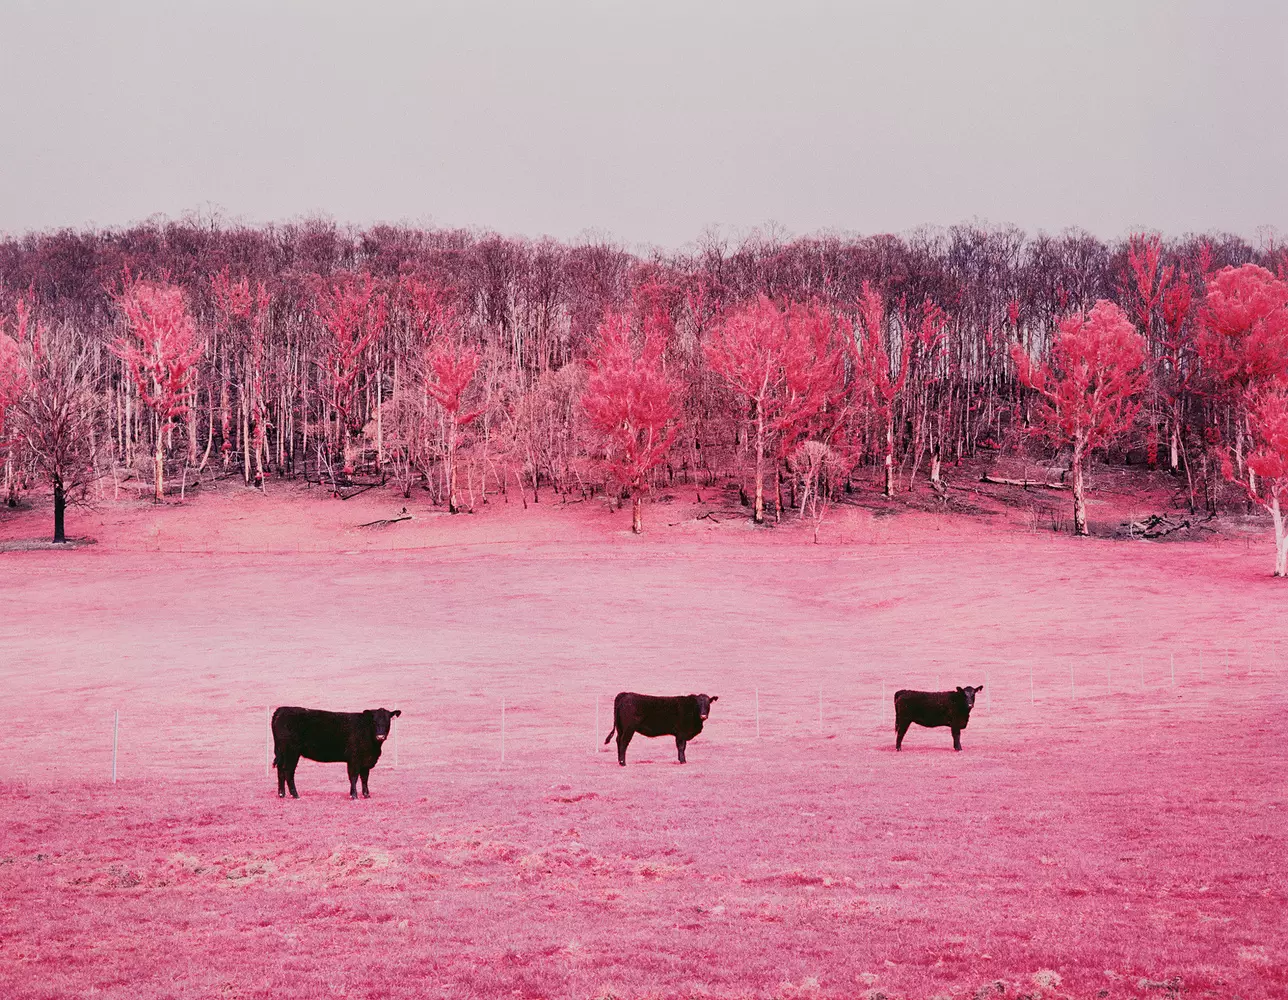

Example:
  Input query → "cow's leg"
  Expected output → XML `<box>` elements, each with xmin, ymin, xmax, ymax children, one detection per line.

<box><xmin>360</xmin><ymin>769</ymin><xmax>371</xmax><ymax>798</ymax></box>
<box><xmin>676</xmin><ymin>737</ymin><xmax>687</xmax><ymax>764</ymax></box>
<box><xmin>277</xmin><ymin>755</ymin><xmax>287</xmax><ymax>798</ymax></box>
<box><xmin>952</xmin><ymin>727</ymin><xmax>962</xmax><ymax>751</ymax></box>
<box><xmin>895</xmin><ymin>718</ymin><xmax>911</xmax><ymax>750</ymax></box>
<box><xmin>616</xmin><ymin>729</ymin><xmax>633</xmax><ymax>766</ymax></box>
<box><xmin>347</xmin><ymin>762</ymin><xmax>360</xmax><ymax>799</ymax></box>
<box><xmin>283</xmin><ymin>755</ymin><xmax>300</xmax><ymax>798</ymax></box>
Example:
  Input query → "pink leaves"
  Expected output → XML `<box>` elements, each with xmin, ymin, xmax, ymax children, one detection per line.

<box><xmin>1126</xmin><ymin>234</ymin><xmax>1173</xmax><ymax>334</ymax></box>
<box><xmin>0</xmin><ymin>319</ymin><xmax>30</xmax><ymax>443</ymax></box>
<box><xmin>426</xmin><ymin>343</ymin><xmax>482</xmax><ymax>426</ymax></box>
<box><xmin>0</xmin><ymin>299</ymin><xmax>37</xmax><ymax>441</ymax></box>
<box><xmin>1198</xmin><ymin>264</ymin><xmax>1288</xmax><ymax>393</ymax></box>
<box><xmin>850</xmin><ymin>281</ymin><xmax>907</xmax><ymax>407</ymax></box>
<box><xmin>1012</xmin><ymin>299</ymin><xmax>1148</xmax><ymax>451</ymax></box>
<box><xmin>705</xmin><ymin>294</ymin><xmax>786</xmax><ymax>403</ymax></box>
<box><xmin>110</xmin><ymin>277</ymin><xmax>202</xmax><ymax>420</ymax></box>
<box><xmin>582</xmin><ymin>307</ymin><xmax>683</xmax><ymax>496</ymax></box>
<box><xmin>706</xmin><ymin>294</ymin><xmax>843</xmax><ymax>435</ymax></box>
<box><xmin>315</xmin><ymin>273</ymin><xmax>387</xmax><ymax>432</ymax></box>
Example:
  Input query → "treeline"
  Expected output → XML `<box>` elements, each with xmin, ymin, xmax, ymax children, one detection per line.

<box><xmin>0</xmin><ymin>218</ymin><xmax>1281</xmax><ymax>536</ymax></box>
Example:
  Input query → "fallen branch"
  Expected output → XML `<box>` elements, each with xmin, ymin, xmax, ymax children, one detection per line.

<box><xmin>336</xmin><ymin>482</ymin><xmax>380</xmax><ymax>501</ymax></box>
<box><xmin>359</xmin><ymin>507</ymin><xmax>411</xmax><ymax>528</ymax></box>
<box><xmin>669</xmin><ymin>511</ymin><xmax>722</xmax><ymax>527</ymax></box>
<box><xmin>980</xmin><ymin>475</ymin><xmax>1069</xmax><ymax>490</ymax></box>
<box><xmin>1125</xmin><ymin>512</ymin><xmax>1215</xmax><ymax>539</ymax></box>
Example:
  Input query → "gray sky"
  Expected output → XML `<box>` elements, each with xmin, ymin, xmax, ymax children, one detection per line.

<box><xmin>1</xmin><ymin>1</ymin><xmax>1285</xmax><ymax>249</ymax></box>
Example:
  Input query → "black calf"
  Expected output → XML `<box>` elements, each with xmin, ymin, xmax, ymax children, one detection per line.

<box><xmin>894</xmin><ymin>686</ymin><xmax>981</xmax><ymax>751</ymax></box>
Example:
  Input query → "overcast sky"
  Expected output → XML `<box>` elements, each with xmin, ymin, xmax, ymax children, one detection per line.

<box><xmin>1</xmin><ymin>1</ymin><xmax>1285</xmax><ymax>249</ymax></box>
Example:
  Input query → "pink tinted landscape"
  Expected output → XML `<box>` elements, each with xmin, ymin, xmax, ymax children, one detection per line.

<box><xmin>1</xmin><ymin>481</ymin><xmax>1285</xmax><ymax>1000</ymax></box>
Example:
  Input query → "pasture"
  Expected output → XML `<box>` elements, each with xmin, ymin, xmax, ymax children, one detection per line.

<box><xmin>1</xmin><ymin>492</ymin><xmax>1285</xmax><ymax>999</ymax></box>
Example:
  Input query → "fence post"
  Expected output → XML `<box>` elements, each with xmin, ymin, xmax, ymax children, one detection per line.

<box><xmin>1029</xmin><ymin>665</ymin><xmax>1034</xmax><ymax>706</ymax></box>
<box><xmin>266</xmin><ymin>706</ymin><xmax>272</xmax><ymax>774</ymax></box>
<box><xmin>755</xmin><ymin>689</ymin><xmax>760</xmax><ymax>739</ymax></box>
<box><xmin>1170</xmin><ymin>652</ymin><xmax>1175</xmax><ymax>689</ymax></box>
<box><xmin>1070</xmin><ymin>665</ymin><xmax>1074</xmax><ymax>699</ymax></box>
<box><xmin>501</xmin><ymin>698</ymin><xmax>506</xmax><ymax>763</ymax></box>
<box><xmin>595</xmin><ymin>694</ymin><xmax>600</xmax><ymax>753</ymax></box>
<box><xmin>393</xmin><ymin>712</ymin><xmax>399</xmax><ymax>769</ymax></box>
<box><xmin>112</xmin><ymin>710</ymin><xmax>119</xmax><ymax>784</ymax></box>
<box><xmin>818</xmin><ymin>685</ymin><xmax>823</xmax><ymax>733</ymax></box>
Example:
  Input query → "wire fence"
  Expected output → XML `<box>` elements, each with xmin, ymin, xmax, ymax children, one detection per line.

<box><xmin>4</xmin><ymin>645</ymin><xmax>1281</xmax><ymax>786</ymax></box>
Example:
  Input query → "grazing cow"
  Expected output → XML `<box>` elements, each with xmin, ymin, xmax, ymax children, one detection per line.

<box><xmin>894</xmin><ymin>686</ymin><xmax>982</xmax><ymax>751</ymax></box>
<box><xmin>604</xmin><ymin>692</ymin><xmax>717</xmax><ymax>766</ymax></box>
<box><xmin>272</xmin><ymin>706</ymin><xmax>401</xmax><ymax>799</ymax></box>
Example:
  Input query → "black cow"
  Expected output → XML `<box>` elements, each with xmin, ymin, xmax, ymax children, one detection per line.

<box><xmin>272</xmin><ymin>706</ymin><xmax>401</xmax><ymax>799</ymax></box>
<box><xmin>894</xmin><ymin>686</ymin><xmax>982</xmax><ymax>751</ymax></box>
<box><xmin>604</xmin><ymin>692</ymin><xmax>717</xmax><ymax>766</ymax></box>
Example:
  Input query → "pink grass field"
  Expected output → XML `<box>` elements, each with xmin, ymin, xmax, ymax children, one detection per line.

<box><xmin>1</xmin><ymin>483</ymin><xmax>1286</xmax><ymax>999</ymax></box>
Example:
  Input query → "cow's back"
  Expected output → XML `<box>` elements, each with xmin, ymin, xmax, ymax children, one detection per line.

<box><xmin>893</xmin><ymin>690</ymin><xmax>968</xmax><ymax>728</ymax></box>
<box><xmin>618</xmin><ymin>693</ymin><xmax>699</xmax><ymax>738</ymax></box>
<box><xmin>273</xmin><ymin>707</ymin><xmax>361</xmax><ymax>763</ymax></box>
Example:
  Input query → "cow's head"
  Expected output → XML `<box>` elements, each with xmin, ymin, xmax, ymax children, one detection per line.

<box><xmin>956</xmin><ymin>686</ymin><xmax>982</xmax><ymax>710</ymax></box>
<box><xmin>367</xmin><ymin>708</ymin><xmax>402</xmax><ymax>742</ymax></box>
<box><xmin>695</xmin><ymin>694</ymin><xmax>718</xmax><ymax>721</ymax></box>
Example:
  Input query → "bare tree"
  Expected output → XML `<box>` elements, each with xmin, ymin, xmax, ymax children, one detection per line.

<box><xmin>12</xmin><ymin>327</ymin><xmax>103</xmax><ymax>542</ymax></box>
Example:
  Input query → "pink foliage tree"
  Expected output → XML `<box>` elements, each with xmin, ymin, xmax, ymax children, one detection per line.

<box><xmin>1243</xmin><ymin>389</ymin><xmax>1288</xmax><ymax>575</ymax></box>
<box><xmin>1158</xmin><ymin>269</ymin><xmax>1195</xmax><ymax>475</ymax></box>
<box><xmin>583</xmin><ymin>305</ymin><xmax>683</xmax><ymax>533</ymax></box>
<box><xmin>211</xmin><ymin>269</ymin><xmax>271</xmax><ymax>485</ymax></box>
<box><xmin>774</xmin><ymin>302</ymin><xmax>846</xmax><ymax>516</ymax></box>
<box><xmin>705</xmin><ymin>296</ymin><xmax>783</xmax><ymax>523</ymax></box>
<box><xmin>426</xmin><ymin>335</ymin><xmax>482</xmax><ymax>514</ymax></box>
<box><xmin>1198</xmin><ymin>264</ymin><xmax>1288</xmax><ymax>574</ymax></box>
<box><xmin>110</xmin><ymin>278</ymin><xmax>203</xmax><ymax>502</ymax></box>
<box><xmin>707</xmin><ymin>295</ymin><xmax>844</xmax><ymax>523</ymax></box>
<box><xmin>0</xmin><ymin>300</ymin><xmax>31</xmax><ymax>443</ymax></box>
<box><xmin>1012</xmin><ymin>300</ymin><xmax>1149</xmax><ymax>536</ymax></box>
<box><xmin>0</xmin><ymin>300</ymin><xmax>34</xmax><ymax>506</ymax></box>
<box><xmin>849</xmin><ymin>282</ymin><xmax>908</xmax><ymax>498</ymax></box>
<box><xmin>315</xmin><ymin>273</ymin><xmax>387</xmax><ymax>476</ymax></box>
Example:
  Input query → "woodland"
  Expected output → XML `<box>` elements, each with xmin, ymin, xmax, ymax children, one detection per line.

<box><xmin>2</xmin><ymin>219</ymin><xmax>1287</xmax><ymax>568</ymax></box>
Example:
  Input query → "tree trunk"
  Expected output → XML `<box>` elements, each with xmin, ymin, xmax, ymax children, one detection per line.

<box><xmin>155</xmin><ymin>423</ymin><xmax>165</xmax><ymax>502</ymax></box>
<box><xmin>753</xmin><ymin>400</ymin><xmax>765</xmax><ymax>524</ymax></box>
<box><xmin>884</xmin><ymin>410</ymin><xmax>895</xmax><ymax>497</ymax></box>
<box><xmin>1071</xmin><ymin>439</ymin><xmax>1088</xmax><ymax>536</ymax></box>
<box><xmin>446</xmin><ymin>415</ymin><xmax>459</xmax><ymax>513</ymax></box>
<box><xmin>243</xmin><ymin>391</ymin><xmax>252</xmax><ymax>485</ymax></box>
<box><xmin>53</xmin><ymin>476</ymin><xmax>66</xmax><ymax>543</ymax></box>
<box><xmin>1272</xmin><ymin>491</ymin><xmax>1288</xmax><ymax>577</ymax></box>
<box><xmin>632</xmin><ymin>494</ymin><xmax>642</xmax><ymax>534</ymax></box>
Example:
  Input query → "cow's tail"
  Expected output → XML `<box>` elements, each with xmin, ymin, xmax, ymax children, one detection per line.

<box><xmin>603</xmin><ymin>724</ymin><xmax>616</xmax><ymax>745</ymax></box>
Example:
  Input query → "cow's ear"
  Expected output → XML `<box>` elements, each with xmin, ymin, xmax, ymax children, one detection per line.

<box><xmin>956</xmin><ymin>686</ymin><xmax>964</xmax><ymax>694</ymax></box>
<box><xmin>975</xmin><ymin>685</ymin><xmax>983</xmax><ymax>693</ymax></box>
<box><xmin>392</xmin><ymin>710</ymin><xmax>401</xmax><ymax>718</ymax></box>
<box><xmin>709</xmin><ymin>695</ymin><xmax>718</xmax><ymax>703</ymax></box>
